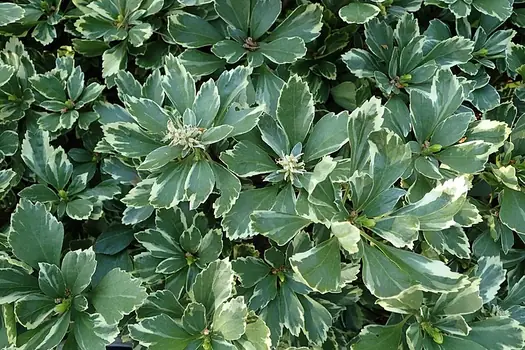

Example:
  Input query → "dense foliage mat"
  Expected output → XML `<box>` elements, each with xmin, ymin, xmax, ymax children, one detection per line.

<box><xmin>1</xmin><ymin>0</ymin><xmax>525</xmax><ymax>349</ymax></box>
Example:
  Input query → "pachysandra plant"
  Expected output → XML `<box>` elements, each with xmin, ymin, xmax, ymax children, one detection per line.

<box><xmin>0</xmin><ymin>38</ymin><xmax>35</xmax><ymax>125</ymax></box>
<box><xmin>0</xmin><ymin>0</ymin><xmax>64</xmax><ymax>45</ymax></box>
<box><xmin>129</xmin><ymin>259</ymin><xmax>272</xmax><ymax>349</ymax></box>
<box><xmin>0</xmin><ymin>199</ymin><xmax>146</xmax><ymax>349</ymax></box>
<box><xmin>220</xmin><ymin>74</ymin><xmax>348</xmax><ymax>239</ymax></box>
<box><xmin>75</xmin><ymin>0</ymin><xmax>163</xmax><ymax>78</ymax></box>
<box><xmin>103</xmin><ymin>54</ymin><xmax>262</xmax><ymax>216</ymax></box>
<box><xmin>20</xmin><ymin>127</ymin><xmax>120</xmax><ymax>220</ymax></box>
<box><xmin>167</xmin><ymin>1</ymin><xmax>323</xmax><ymax>68</ymax></box>
<box><xmin>2</xmin><ymin>0</ymin><xmax>525</xmax><ymax>349</ymax></box>
<box><xmin>134</xmin><ymin>206</ymin><xmax>223</xmax><ymax>298</ymax></box>
<box><xmin>232</xmin><ymin>237</ymin><xmax>340</xmax><ymax>347</ymax></box>
<box><xmin>343</xmin><ymin>13</ymin><xmax>474</xmax><ymax>95</ymax></box>
<box><xmin>30</xmin><ymin>56</ymin><xmax>104</xmax><ymax>132</ymax></box>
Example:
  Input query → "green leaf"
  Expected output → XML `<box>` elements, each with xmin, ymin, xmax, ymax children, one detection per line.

<box><xmin>447</xmin><ymin>317</ymin><xmax>525</xmax><ymax>349</ymax></box>
<box><xmin>128</xmin><ymin>23</ymin><xmax>153</xmax><ymax>47</ymax></box>
<box><xmin>61</xmin><ymin>249</ymin><xmax>97</xmax><ymax>296</ymax></box>
<box><xmin>222</xmin><ymin>105</ymin><xmax>264</xmax><ymax>137</ymax></box>
<box><xmin>138</xmin><ymin>146</ymin><xmax>182</xmax><ymax>172</ymax></box>
<box><xmin>276</xmin><ymin>75</ymin><xmax>315</xmax><ymax>147</ymax></box>
<box><xmin>303</xmin><ymin>112</ymin><xmax>349</xmax><ymax>162</ymax></box>
<box><xmin>213</xmin><ymin>296</ymin><xmax>248</xmax><ymax>340</ymax></box>
<box><xmin>163</xmin><ymin>54</ymin><xmax>196</xmax><ymax>116</ymax></box>
<box><xmin>361</xmin><ymin>241</ymin><xmax>467</xmax><ymax>299</ymax></box>
<box><xmin>21</xmin><ymin>127</ymin><xmax>72</xmax><ymax>189</ymax></box>
<box><xmin>16</xmin><ymin>311</ymin><xmax>70</xmax><ymax>350</ymax></box>
<box><xmin>0</xmin><ymin>268</ymin><xmax>39</xmax><ymax>304</ymax></box>
<box><xmin>258</xmin><ymin>113</ymin><xmax>290</xmax><ymax>157</ymax></box>
<box><xmin>185</xmin><ymin>160</ymin><xmax>215</xmax><ymax>210</ymax></box>
<box><xmin>90</xmin><ymin>268</ymin><xmax>147</xmax><ymax>324</ymax></box>
<box><xmin>182</xmin><ymin>303</ymin><xmax>207</xmax><ymax>335</ymax></box>
<box><xmin>38</xmin><ymin>263</ymin><xmax>65</xmax><ymax>298</ymax></box>
<box><xmin>290</xmin><ymin>237</ymin><xmax>341</xmax><ymax>293</ymax></box>
<box><xmin>215</xmin><ymin>0</ymin><xmax>250</xmax><ymax>34</ymax></box>
<box><xmin>103</xmin><ymin>122</ymin><xmax>162</xmax><ymax>158</ymax></box>
<box><xmin>436</xmin><ymin>141</ymin><xmax>492</xmax><ymax>174</ymax></box>
<box><xmin>235</xmin><ymin>313</ymin><xmax>272</xmax><ymax>349</ymax></box>
<box><xmin>250</xmin><ymin>0</ymin><xmax>281</xmax><ymax>40</ymax></box>
<box><xmin>73</xmin><ymin>312</ymin><xmax>119</xmax><ymax>350</ymax></box>
<box><xmin>149</xmin><ymin>161</ymin><xmax>192</xmax><ymax>208</ymax></box>
<box><xmin>266</xmin><ymin>3</ymin><xmax>323</xmax><ymax>43</ymax></box>
<box><xmin>167</xmin><ymin>12</ymin><xmax>223</xmax><ymax>48</ymax></box>
<box><xmin>339</xmin><ymin>3</ymin><xmax>380</xmax><ymax>24</ymax></box>
<box><xmin>475</xmin><ymin>256</ymin><xmax>506</xmax><ymax>304</ymax></box>
<box><xmin>14</xmin><ymin>294</ymin><xmax>56</xmax><ymax>330</ymax></box>
<box><xmin>232</xmin><ymin>257</ymin><xmax>270</xmax><ymax>288</ymax></box>
<box><xmin>424</xmin><ymin>226</ymin><xmax>470</xmax><ymax>259</ymax></box>
<box><xmin>125</xmin><ymin>97</ymin><xmax>169</xmax><ymax>134</ymax></box>
<box><xmin>30</xmin><ymin>75</ymin><xmax>65</xmax><ymax>101</ymax></box>
<box><xmin>371</xmin><ymin>216</ymin><xmax>420</xmax><ymax>249</ymax></box>
<box><xmin>348</xmin><ymin>97</ymin><xmax>384</xmax><ymax>174</ymax></box>
<box><xmin>342</xmin><ymin>49</ymin><xmax>380</xmax><ymax>78</ymax></box>
<box><xmin>136</xmin><ymin>290</ymin><xmax>184</xmax><ymax>320</ymax></box>
<box><xmin>196</xmin><ymin>229</ymin><xmax>221</xmax><ymax>266</ymax></box>
<box><xmin>189</xmin><ymin>259</ymin><xmax>234</xmax><ymax>317</ymax></box>
<box><xmin>216</xmin><ymin>65</ymin><xmax>251</xmax><ymax>120</ymax></box>
<box><xmin>18</xmin><ymin>184</ymin><xmax>58</xmax><ymax>203</ymax></box>
<box><xmin>352</xmin><ymin>321</ymin><xmax>405</xmax><ymax>350</ymax></box>
<box><xmin>200</xmin><ymin>125</ymin><xmax>234</xmax><ymax>145</ymax></box>
<box><xmin>259</xmin><ymin>37</ymin><xmax>307</xmax><ymax>64</ymax></box>
<box><xmin>255</xmin><ymin>65</ymin><xmax>285</xmax><ymax>117</ymax></box>
<box><xmin>179</xmin><ymin>50</ymin><xmax>225</xmax><ymax>79</ymax></box>
<box><xmin>221</xmin><ymin>141</ymin><xmax>279</xmax><ymax>177</ymax></box>
<box><xmin>394</xmin><ymin>177</ymin><xmax>469</xmax><ymax>231</ymax></box>
<box><xmin>94</xmin><ymin>225</ymin><xmax>136</xmax><ymax>255</ymax></box>
<box><xmin>67</xmin><ymin>66</ymin><xmax>84</xmax><ymax>102</ymax></box>
<box><xmin>192</xmin><ymin>79</ymin><xmax>220</xmax><ymax>129</ymax></box>
<box><xmin>222</xmin><ymin>186</ymin><xmax>279</xmax><ymax>239</ymax></box>
<box><xmin>102</xmin><ymin>42</ymin><xmax>127</xmax><ymax>78</ymax></box>
<box><xmin>431</xmin><ymin>112</ymin><xmax>473</xmax><ymax>148</ymax></box>
<box><xmin>180</xmin><ymin>227</ymin><xmax>201</xmax><ymax>255</ymax></box>
<box><xmin>66</xmin><ymin>199</ymin><xmax>94</xmax><ymax>220</ymax></box>
<box><xmin>364</xmin><ymin>128</ymin><xmax>412</xmax><ymax>206</ymax></box>
<box><xmin>9</xmin><ymin>199</ymin><xmax>63</xmax><ymax>269</ymax></box>
<box><xmin>465</xmin><ymin>119</ymin><xmax>511</xmax><ymax>153</ymax></box>
<box><xmin>410</xmin><ymin>69</ymin><xmax>466</xmax><ymax>143</ymax></box>
<box><xmin>129</xmin><ymin>314</ymin><xmax>194</xmax><ymax>350</ymax></box>
<box><xmin>0</xmin><ymin>3</ymin><xmax>24</xmax><ymax>26</ymax></box>
<box><xmin>77</xmin><ymin>83</ymin><xmax>104</xmax><ymax>107</ymax></box>
<box><xmin>433</xmin><ymin>279</ymin><xmax>483</xmax><ymax>316</ymax></box>
<box><xmin>0</xmin><ymin>130</ymin><xmax>18</xmax><ymax>157</ymax></box>
<box><xmin>0</xmin><ymin>63</ymin><xmax>15</xmax><ymax>88</ymax></box>
<box><xmin>298</xmin><ymin>294</ymin><xmax>332</xmax><ymax>345</ymax></box>
<box><xmin>210</xmin><ymin>163</ymin><xmax>241</xmax><ymax>218</ymax></box>
<box><xmin>422</xmin><ymin>36</ymin><xmax>474</xmax><ymax>68</ymax></box>
<box><xmin>278</xmin><ymin>283</ymin><xmax>304</xmax><ymax>336</ymax></box>
<box><xmin>472</xmin><ymin>0</ymin><xmax>513</xmax><ymax>21</ymax></box>
<box><xmin>251</xmin><ymin>211</ymin><xmax>311</xmax><ymax>246</ymax></box>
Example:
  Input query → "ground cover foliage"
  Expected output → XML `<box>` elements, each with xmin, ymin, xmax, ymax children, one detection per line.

<box><xmin>1</xmin><ymin>0</ymin><xmax>525</xmax><ymax>349</ymax></box>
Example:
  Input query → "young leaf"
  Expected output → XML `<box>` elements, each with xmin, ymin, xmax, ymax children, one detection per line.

<box><xmin>276</xmin><ymin>75</ymin><xmax>315</xmax><ymax>147</ymax></box>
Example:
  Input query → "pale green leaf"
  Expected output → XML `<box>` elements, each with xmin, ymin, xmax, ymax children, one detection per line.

<box><xmin>9</xmin><ymin>199</ymin><xmax>63</xmax><ymax>269</ymax></box>
<box><xmin>90</xmin><ymin>268</ymin><xmax>147</xmax><ymax>324</ymax></box>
